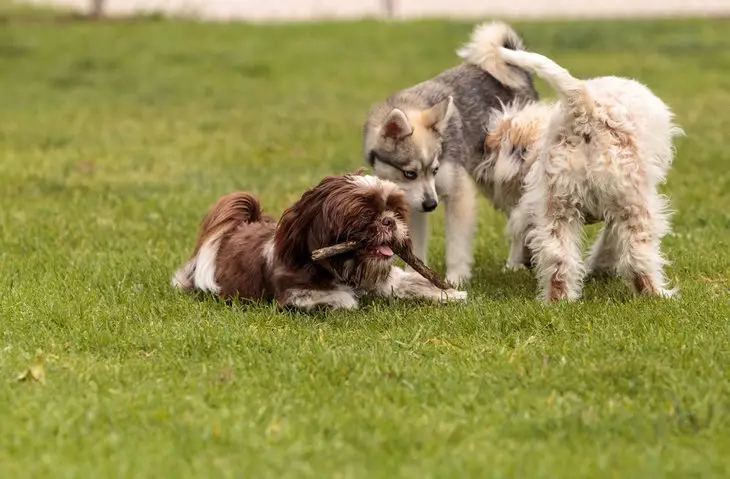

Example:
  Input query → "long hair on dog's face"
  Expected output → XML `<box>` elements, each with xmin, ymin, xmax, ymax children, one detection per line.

<box><xmin>473</xmin><ymin>102</ymin><xmax>551</xmax><ymax>213</ymax></box>
<box><xmin>275</xmin><ymin>173</ymin><xmax>410</xmax><ymax>287</ymax></box>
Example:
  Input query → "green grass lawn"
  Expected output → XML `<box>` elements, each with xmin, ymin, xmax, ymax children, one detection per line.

<box><xmin>1</xmin><ymin>12</ymin><xmax>729</xmax><ymax>478</ymax></box>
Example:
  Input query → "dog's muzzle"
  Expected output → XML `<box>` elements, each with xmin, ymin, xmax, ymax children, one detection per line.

<box><xmin>421</xmin><ymin>197</ymin><xmax>438</xmax><ymax>212</ymax></box>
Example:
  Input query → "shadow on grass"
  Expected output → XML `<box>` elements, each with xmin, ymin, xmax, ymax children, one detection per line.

<box><xmin>178</xmin><ymin>286</ymin><xmax>475</xmax><ymax>325</ymax></box>
<box><xmin>470</xmin><ymin>254</ymin><xmax>653</xmax><ymax>304</ymax></box>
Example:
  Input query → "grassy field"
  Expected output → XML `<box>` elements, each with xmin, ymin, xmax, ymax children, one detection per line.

<box><xmin>1</xmin><ymin>10</ymin><xmax>729</xmax><ymax>478</ymax></box>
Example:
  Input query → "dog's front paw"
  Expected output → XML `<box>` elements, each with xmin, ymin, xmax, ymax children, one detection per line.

<box><xmin>331</xmin><ymin>295</ymin><xmax>360</xmax><ymax>310</ymax></box>
<box><xmin>440</xmin><ymin>289</ymin><xmax>468</xmax><ymax>304</ymax></box>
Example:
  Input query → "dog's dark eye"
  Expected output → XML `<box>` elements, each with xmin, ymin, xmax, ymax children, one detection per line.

<box><xmin>402</xmin><ymin>170</ymin><xmax>418</xmax><ymax>180</ymax></box>
<box><xmin>432</xmin><ymin>167</ymin><xmax>439</xmax><ymax>176</ymax></box>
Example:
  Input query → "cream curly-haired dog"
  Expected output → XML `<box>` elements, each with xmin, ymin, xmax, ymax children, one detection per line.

<box><xmin>473</xmin><ymin>45</ymin><xmax>683</xmax><ymax>302</ymax></box>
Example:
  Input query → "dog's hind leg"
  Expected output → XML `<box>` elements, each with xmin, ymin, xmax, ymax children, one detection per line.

<box><xmin>528</xmin><ymin>189</ymin><xmax>585</xmax><ymax>302</ymax></box>
<box><xmin>443</xmin><ymin>168</ymin><xmax>477</xmax><ymax>285</ymax></box>
<box><xmin>610</xmin><ymin>193</ymin><xmax>675</xmax><ymax>298</ymax></box>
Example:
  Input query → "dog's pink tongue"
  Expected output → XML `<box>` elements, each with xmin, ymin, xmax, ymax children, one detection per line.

<box><xmin>377</xmin><ymin>245</ymin><xmax>394</xmax><ymax>257</ymax></box>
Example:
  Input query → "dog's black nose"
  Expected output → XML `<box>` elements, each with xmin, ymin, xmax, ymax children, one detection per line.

<box><xmin>421</xmin><ymin>198</ymin><xmax>438</xmax><ymax>212</ymax></box>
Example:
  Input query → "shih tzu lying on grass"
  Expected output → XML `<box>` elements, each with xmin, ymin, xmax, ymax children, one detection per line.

<box><xmin>473</xmin><ymin>44</ymin><xmax>682</xmax><ymax>302</ymax></box>
<box><xmin>172</xmin><ymin>173</ymin><xmax>466</xmax><ymax>311</ymax></box>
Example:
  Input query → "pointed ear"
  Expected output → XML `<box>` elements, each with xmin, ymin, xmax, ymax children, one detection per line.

<box><xmin>381</xmin><ymin>108</ymin><xmax>413</xmax><ymax>140</ymax></box>
<box><xmin>423</xmin><ymin>96</ymin><xmax>455</xmax><ymax>134</ymax></box>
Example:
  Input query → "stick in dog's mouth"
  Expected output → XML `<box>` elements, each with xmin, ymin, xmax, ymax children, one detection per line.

<box><xmin>310</xmin><ymin>241</ymin><xmax>453</xmax><ymax>290</ymax></box>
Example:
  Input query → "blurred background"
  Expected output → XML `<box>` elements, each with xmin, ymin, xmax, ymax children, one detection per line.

<box><xmin>18</xmin><ymin>0</ymin><xmax>730</xmax><ymax>21</ymax></box>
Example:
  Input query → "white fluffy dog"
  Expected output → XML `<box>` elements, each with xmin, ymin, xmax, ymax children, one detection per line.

<box><xmin>478</xmin><ymin>46</ymin><xmax>683</xmax><ymax>302</ymax></box>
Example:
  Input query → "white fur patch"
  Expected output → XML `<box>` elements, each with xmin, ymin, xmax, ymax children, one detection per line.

<box><xmin>421</xmin><ymin>146</ymin><xmax>430</xmax><ymax>162</ymax></box>
<box><xmin>349</xmin><ymin>174</ymin><xmax>381</xmax><ymax>189</ymax></box>
<box><xmin>171</xmin><ymin>260</ymin><xmax>194</xmax><ymax>291</ymax></box>
<box><xmin>379</xmin><ymin>179</ymin><xmax>402</xmax><ymax>200</ymax></box>
<box><xmin>193</xmin><ymin>238</ymin><xmax>221</xmax><ymax>294</ymax></box>
<box><xmin>498</xmin><ymin>47</ymin><xmax>582</xmax><ymax>95</ymax></box>
<box><xmin>262</xmin><ymin>238</ymin><xmax>275</xmax><ymax>269</ymax></box>
<box><xmin>349</xmin><ymin>174</ymin><xmax>402</xmax><ymax>203</ymax></box>
<box><xmin>493</xmin><ymin>151</ymin><xmax>521</xmax><ymax>185</ymax></box>
<box><xmin>286</xmin><ymin>286</ymin><xmax>358</xmax><ymax>311</ymax></box>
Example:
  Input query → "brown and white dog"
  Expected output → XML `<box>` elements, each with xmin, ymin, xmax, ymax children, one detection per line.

<box><xmin>172</xmin><ymin>173</ymin><xmax>467</xmax><ymax>311</ymax></box>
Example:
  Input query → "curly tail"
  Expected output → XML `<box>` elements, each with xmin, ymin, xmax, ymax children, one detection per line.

<box><xmin>497</xmin><ymin>47</ymin><xmax>585</xmax><ymax>107</ymax></box>
<box><xmin>456</xmin><ymin>21</ymin><xmax>530</xmax><ymax>90</ymax></box>
<box><xmin>172</xmin><ymin>192</ymin><xmax>263</xmax><ymax>293</ymax></box>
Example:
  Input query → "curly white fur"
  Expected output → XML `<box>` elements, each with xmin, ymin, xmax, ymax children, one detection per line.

<box><xmin>484</xmin><ymin>47</ymin><xmax>683</xmax><ymax>302</ymax></box>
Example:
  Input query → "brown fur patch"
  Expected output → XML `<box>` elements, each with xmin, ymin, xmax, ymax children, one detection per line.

<box><xmin>195</xmin><ymin>192</ymin><xmax>263</xmax><ymax>251</ymax></box>
<box><xmin>633</xmin><ymin>274</ymin><xmax>659</xmax><ymax>295</ymax></box>
<box><xmin>548</xmin><ymin>274</ymin><xmax>567</xmax><ymax>302</ymax></box>
<box><xmin>486</xmin><ymin>118</ymin><xmax>512</xmax><ymax>150</ymax></box>
<box><xmin>507</xmin><ymin>120</ymin><xmax>542</xmax><ymax>150</ymax></box>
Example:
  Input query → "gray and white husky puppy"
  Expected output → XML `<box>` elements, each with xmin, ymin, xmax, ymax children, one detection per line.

<box><xmin>363</xmin><ymin>21</ymin><xmax>537</xmax><ymax>284</ymax></box>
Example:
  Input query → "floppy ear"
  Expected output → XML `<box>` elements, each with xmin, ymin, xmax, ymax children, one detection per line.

<box><xmin>275</xmin><ymin>175</ymin><xmax>355</xmax><ymax>267</ymax></box>
<box><xmin>381</xmin><ymin>108</ymin><xmax>413</xmax><ymax>140</ymax></box>
<box><xmin>423</xmin><ymin>96</ymin><xmax>455</xmax><ymax>135</ymax></box>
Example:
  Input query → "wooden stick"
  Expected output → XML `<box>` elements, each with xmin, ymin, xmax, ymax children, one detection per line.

<box><xmin>311</xmin><ymin>241</ymin><xmax>453</xmax><ymax>290</ymax></box>
<box><xmin>310</xmin><ymin>241</ymin><xmax>358</xmax><ymax>261</ymax></box>
<box><xmin>393</xmin><ymin>244</ymin><xmax>453</xmax><ymax>290</ymax></box>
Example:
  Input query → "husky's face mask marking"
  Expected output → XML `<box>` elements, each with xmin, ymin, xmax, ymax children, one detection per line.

<box><xmin>366</xmin><ymin>97</ymin><xmax>453</xmax><ymax>212</ymax></box>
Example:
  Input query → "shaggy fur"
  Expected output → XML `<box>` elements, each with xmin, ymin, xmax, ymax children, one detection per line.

<box><xmin>476</xmin><ymin>46</ymin><xmax>682</xmax><ymax>302</ymax></box>
<box><xmin>363</xmin><ymin>21</ymin><xmax>538</xmax><ymax>285</ymax></box>
<box><xmin>172</xmin><ymin>174</ymin><xmax>467</xmax><ymax>311</ymax></box>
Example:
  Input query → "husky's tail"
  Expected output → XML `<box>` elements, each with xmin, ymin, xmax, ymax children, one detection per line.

<box><xmin>172</xmin><ymin>192</ymin><xmax>263</xmax><ymax>293</ymax></box>
<box><xmin>457</xmin><ymin>21</ymin><xmax>531</xmax><ymax>90</ymax></box>
<box><xmin>497</xmin><ymin>47</ymin><xmax>586</xmax><ymax>109</ymax></box>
